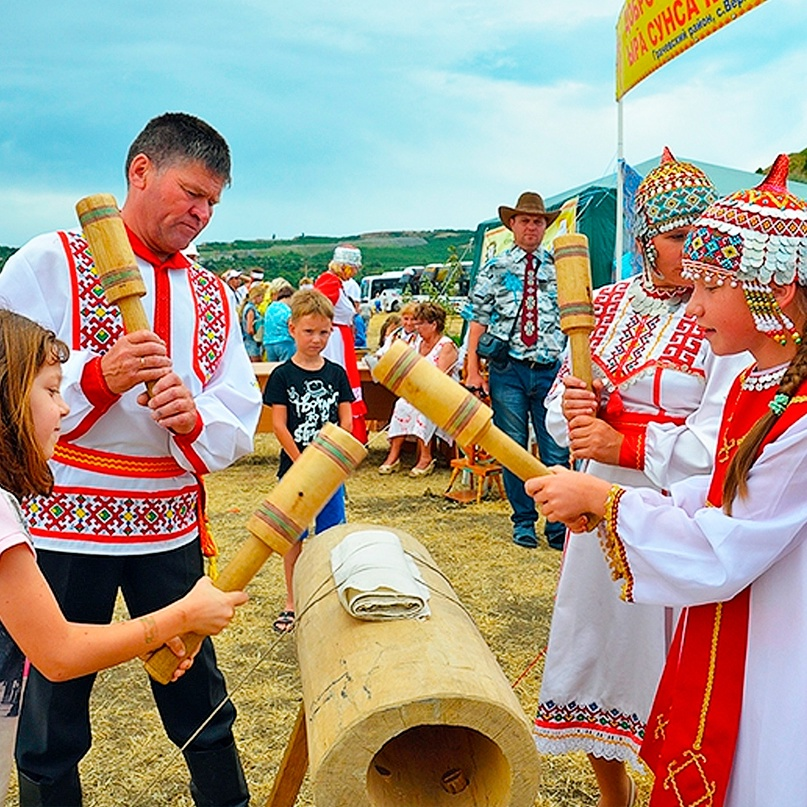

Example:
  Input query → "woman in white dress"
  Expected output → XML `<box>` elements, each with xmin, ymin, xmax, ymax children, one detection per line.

<box><xmin>534</xmin><ymin>150</ymin><xmax>748</xmax><ymax>807</ymax></box>
<box><xmin>379</xmin><ymin>301</ymin><xmax>458</xmax><ymax>477</ymax></box>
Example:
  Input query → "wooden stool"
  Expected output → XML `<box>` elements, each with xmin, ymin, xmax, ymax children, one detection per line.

<box><xmin>444</xmin><ymin>444</ymin><xmax>505</xmax><ymax>505</ymax></box>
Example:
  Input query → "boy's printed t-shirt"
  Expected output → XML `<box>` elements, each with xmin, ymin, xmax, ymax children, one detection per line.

<box><xmin>263</xmin><ymin>358</ymin><xmax>353</xmax><ymax>475</ymax></box>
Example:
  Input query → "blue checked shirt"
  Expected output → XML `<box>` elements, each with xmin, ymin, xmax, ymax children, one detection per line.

<box><xmin>469</xmin><ymin>245</ymin><xmax>567</xmax><ymax>364</ymax></box>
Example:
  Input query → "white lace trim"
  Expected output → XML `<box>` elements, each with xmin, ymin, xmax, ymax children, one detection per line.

<box><xmin>533</xmin><ymin>729</ymin><xmax>645</xmax><ymax>773</ymax></box>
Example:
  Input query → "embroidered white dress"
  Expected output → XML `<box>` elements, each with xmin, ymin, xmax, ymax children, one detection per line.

<box><xmin>535</xmin><ymin>276</ymin><xmax>749</xmax><ymax>768</ymax></box>
<box><xmin>0</xmin><ymin>231</ymin><xmax>261</xmax><ymax>555</ymax></box>
<box><xmin>609</xmin><ymin>372</ymin><xmax>807</xmax><ymax>806</ymax></box>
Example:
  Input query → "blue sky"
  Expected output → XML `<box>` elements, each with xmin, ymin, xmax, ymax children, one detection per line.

<box><xmin>1</xmin><ymin>0</ymin><xmax>805</xmax><ymax>247</ymax></box>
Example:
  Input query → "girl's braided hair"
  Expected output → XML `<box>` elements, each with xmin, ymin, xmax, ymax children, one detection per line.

<box><xmin>723</xmin><ymin>293</ymin><xmax>807</xmax><ymax>514</ymax></box>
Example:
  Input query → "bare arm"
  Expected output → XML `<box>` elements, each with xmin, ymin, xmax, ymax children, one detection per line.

<box><xmin>435</xmin><ymin>341</ymin><xmax>459</xmax><ymax>374</ymax></box>
<box><xmin>337</xmin><ymin>401</ymin><xmax>353</xmax><ymax>432</ymax></box>
<box><xmin>271</xmin><ymin>404</ymin><xmax>301</xmax><ymax>462</ymax></box>
<box><xmin>0</xmin><ymin>545</ymin><xmax>246</xmax><ymax>682</ymax></box>
<box><xmin>465</xmin><ymin>321</ymin><xmax>488</xmax><ymax>392</ymax></box>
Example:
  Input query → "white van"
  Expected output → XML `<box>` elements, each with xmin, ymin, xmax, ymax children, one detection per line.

<box><xmin>360</xmin><ymin>270</ymin><xmax>411</xmax><ymax>305</ymax></box>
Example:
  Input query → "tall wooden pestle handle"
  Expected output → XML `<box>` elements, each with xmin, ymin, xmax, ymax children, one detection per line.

<box><xmin>75</xmin><ymin>194</ymin><xmax>155</xmax><ymax>394</ymax></box>
<box><xmin>554</xmin><ymin>233</ymin><xmax>595</xmax><ymax>390</ymax></box>
<box><xmin>372</xmin><ymin>340</ymin><xmax>550</xmax><ymax>479</ymax></box>
<box><xmin>143</xmin><ymin>423</ymin><xmax>367</xmax><ymax>685</ymax></box>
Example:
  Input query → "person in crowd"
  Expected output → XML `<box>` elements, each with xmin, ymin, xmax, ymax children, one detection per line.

<box><xmin>377</xmin><ymin>313</ymin><xmax>401</xmax><ymax>351</ymax></box>
<box><xmin>262</xmin><ymin>289</ymin><xmax>353</xmax><ymax>633</ymax></box>
<box><xmin>0</xmin><ymin>309</ymin><xmax>247</xmax><ymax>804</ymax></box>
<box><xmin>262</xmin><ymin>283</ymin><xmax>296</xmax><ymax>362</ymax></box>
<box><xmin>378</xmin><ymin>301</ymin><xmax>419</xmax><ymax>356</ymax></box>
<box><xmin>0</xmin><ymin>112</ymin><xmax>261</xmax><ymax>807</ymax></box>
<box><xmin>534</xmin><ymin>150</ymin><xmax>748</xmax><ymax>807</ymax></box>
<box><xmin>378</xmin><ymin>301</ymin><xmax>458</xmax><ymax>477</ymax></box>
<box><xmin>353</xmin><ymin>309</ymin><xmax>368</xmax><ymax>349</ymax></box>
<box><xmin>239</xmin><ymin>282</ymin><xmax>266</xmax><ymax>362</ymax></box>
<box><xmin>315</xmin><ymin>245</ymin><xmax>368</xmax><ymax>443</ymax></box>
<box><xmin>222</xmin><ymin>269</ymin><xmax>247</xmax><ymax>306</ymax></box>
<box><xmin>465</xmin><ymin>191</ymin><xmax>569</xmax><ymax>550</ymax></box>
<box><xmin>527</xmin><ymin>156</ymin><xmax>807</xmax><ymax>807</ymax></box>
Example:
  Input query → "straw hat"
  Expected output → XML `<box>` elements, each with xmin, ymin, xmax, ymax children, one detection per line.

<box><xmin>498</xmin><ymin>191</ymin><xmax>560</xmax><ymax>229</ymax></box>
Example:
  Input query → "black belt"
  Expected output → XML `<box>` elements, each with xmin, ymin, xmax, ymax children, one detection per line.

<box><xmin>511</xmin><ymin>357</ymin><xmax>556</xmax><ymax>371</ymax></box>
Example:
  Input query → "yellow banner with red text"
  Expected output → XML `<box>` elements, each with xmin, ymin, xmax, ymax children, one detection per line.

<box><xmin>616</xmin><ymin>0</ymin><xmax>768</xmax><ymax>99</ymax></box>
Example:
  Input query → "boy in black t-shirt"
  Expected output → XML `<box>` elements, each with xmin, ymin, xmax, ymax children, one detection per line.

<box><xmin>262</xmin><ymin>289</ymin><xmax>354</xmax><ymax>632</ymax></box>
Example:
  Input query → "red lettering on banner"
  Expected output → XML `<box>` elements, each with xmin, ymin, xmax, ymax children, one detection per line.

<box><xmin>661</xmin><ymin>6</ymin><xmax>675</xmax><ymax>35</ymax></box>
<box><xmin>647</xmin><ymin>0</ymin><xmax>700</xmax><ymax>45</ymax></box>
<box><xmin>627</xmin><ymin>30</ymin><xmax>649</xmax><ymax>65</ymax></box>
<box><xmin>622</xmin><ymin>0</ymin><xmax>656</xmax><ymax>36</ymax></box>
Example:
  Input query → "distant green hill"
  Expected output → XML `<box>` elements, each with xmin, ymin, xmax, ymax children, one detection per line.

<box><xmin>200</xmin><ymin>229</ymin><xmax>476</xmax><ymax>287</ymax></box>
<box><xmin>758</xmin><ymin>148</ymin><xmax>807</xmax><ymax>183</ymax></box>
<box><xmin>0</xmin><ymin>246</ymin><xmax>15</xmax><ymax>271</ymax></box>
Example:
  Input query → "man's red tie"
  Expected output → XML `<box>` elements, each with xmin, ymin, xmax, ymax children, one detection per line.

<box><xmin>520</xmin><ymin>252</ymin><xmax>538</xmax><ymax>348</ymax></box>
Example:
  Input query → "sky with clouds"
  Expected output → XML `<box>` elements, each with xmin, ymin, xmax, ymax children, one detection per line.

<box><xmin>1</xmin><ymin>0</ymin><xmax>805</xmax><ymax>247</ymax></box>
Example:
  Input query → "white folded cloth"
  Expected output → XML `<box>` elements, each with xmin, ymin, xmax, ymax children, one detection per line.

<box><xmin>330</xmin><ymin>529</ymin><xmax>431</xmax><ymax>621</ymax></box>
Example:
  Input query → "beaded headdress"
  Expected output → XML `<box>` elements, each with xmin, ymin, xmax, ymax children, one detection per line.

<box><xmin>682</xmin><ymin>154</ymin><xmax>807</xmax><ymax>345</ymax></box>
<box><xmin>633</xmin><ymin>147</ymin><xmax>717</xmax><ymax>278</ymax></box>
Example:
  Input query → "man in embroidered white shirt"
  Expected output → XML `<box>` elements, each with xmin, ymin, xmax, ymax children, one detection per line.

<box><xmin>0</xmin><ymin>112</ymin><xmax>260</xmax><ymax>807</ymax></box>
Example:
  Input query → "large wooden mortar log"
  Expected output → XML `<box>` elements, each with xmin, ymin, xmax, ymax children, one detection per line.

<box><xmin>143</xmin><ymin>423</ymin><xmax>367</xmax><ymax>684</ymax></box>
<box><xmin>372</xmin><ymin>339</ymin><xmax>550</xmax><ymax>480</ymax></box>
<box><xmin>554</xmin><ymin>233</ymin><xmax>595</xmax><ymax>390</ymax></box>
<box><xmin>293</xmin><ymin>523</ymin><xmax>540</xmax><ymax>807</ymax></box>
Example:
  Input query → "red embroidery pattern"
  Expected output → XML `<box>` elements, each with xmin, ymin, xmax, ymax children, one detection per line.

<box><xmin>188</xmin><ymin>263</ymin><xmax>228</xmax><ymax>383</ymax></box>
<box><xmin>591</xmin><ymin>280</ymin><xmax>705</xmax><ymax>387</ymax></box>
<box><xmin>63</xmin><ymin>231</ymin><xmax>125</xmax><ymax>353</ymax></box>
<box><xmin>24</xmin><ymin>486</ymin><xmax>200</xmax><ymax>542</ymax></box>
<box><xmin>535</xmin><ymin>699</ymin><xmax>645</xmax><ymax>747</ymax></box>
<box><xmin>63</xmin><ymin>235</ymin><xmax>228</xmax><ymax>380</ymax></box>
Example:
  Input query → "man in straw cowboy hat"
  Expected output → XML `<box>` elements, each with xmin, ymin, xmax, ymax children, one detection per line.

<box><xmin>466</xmin><ymin>191</ymin><xmax>569</xmax><ymax>550</ymax></box>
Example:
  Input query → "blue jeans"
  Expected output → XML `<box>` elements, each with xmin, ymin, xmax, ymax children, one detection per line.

<box><xmin>488</xmin><ymin>359</ymin><xmax>568</xmax><ymax>541</ymax></box>
<box><xmin>301</xmin><ymin>485</ymin><xmax>345</xmax><ymax>540</ymax></box>
<box><xmin>264</xmin><ymin>341</ymin><xmax>296</xmax><ymax>362</ymax></box>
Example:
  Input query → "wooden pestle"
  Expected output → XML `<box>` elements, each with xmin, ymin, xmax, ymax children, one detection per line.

<box><xmin>372</xmin><ymin>340</ymin><xmax>550</xmax><ymax>479</ymax></box>
<box><xmin>76</xmin><ymin>194</ymin><xmax>156</xmax><ymax>395</ymax></box>
<box><xmin>554</xmin><ymin>233</ymin><xmax>595</xmax><ymax>390</ymax></box>
<box><xmin>143</xmin><ymin>423</ymin><xmax>367</xmax><ymax>685</ymax></box>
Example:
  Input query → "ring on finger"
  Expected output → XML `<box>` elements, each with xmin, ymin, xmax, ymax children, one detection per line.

<box><xmin>139</xmin><ymin>356</ymin><xmax>145</xmax><ymax>367</ymax></box>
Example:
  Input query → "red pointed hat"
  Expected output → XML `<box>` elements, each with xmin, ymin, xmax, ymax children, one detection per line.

<box><xmin>683</xmin><ymin>154</ymin><xmax>807</xmax><ymax>286</ymax></box>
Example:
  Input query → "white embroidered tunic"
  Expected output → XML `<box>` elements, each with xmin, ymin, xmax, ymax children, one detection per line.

<box><xmin>607</xmin><ymin>376</ymin><xmax>807</xmax><ymax>806</ymax></box>
<box><xmin>0</xmin><ymin>231</ymin><xmax>261</xmax><ymax>555</ymax></box>
<box><xmin>535</xmin><ymin>276</ymin><xmax>749</xmax><ymax>767</ymax></box>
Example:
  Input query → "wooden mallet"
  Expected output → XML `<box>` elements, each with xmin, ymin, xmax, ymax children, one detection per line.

<box><xmin>372</xmin><ymin>340</ymin><xmax>551</xmax><ymax>481</ymax></box>
<box><xmin>554</xmin><ymin>233</ymin><xmax>595</xmax><ymax>390</ymax></box>
<box><xmin>143</xmin><ymin>422</ymin><xmax>367</xmax><ymax>684</ymax></box>
<box><xmin>75</xmin><ymin>193</ymin><xmax>156</xmax><ymax>395</ymax></box>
